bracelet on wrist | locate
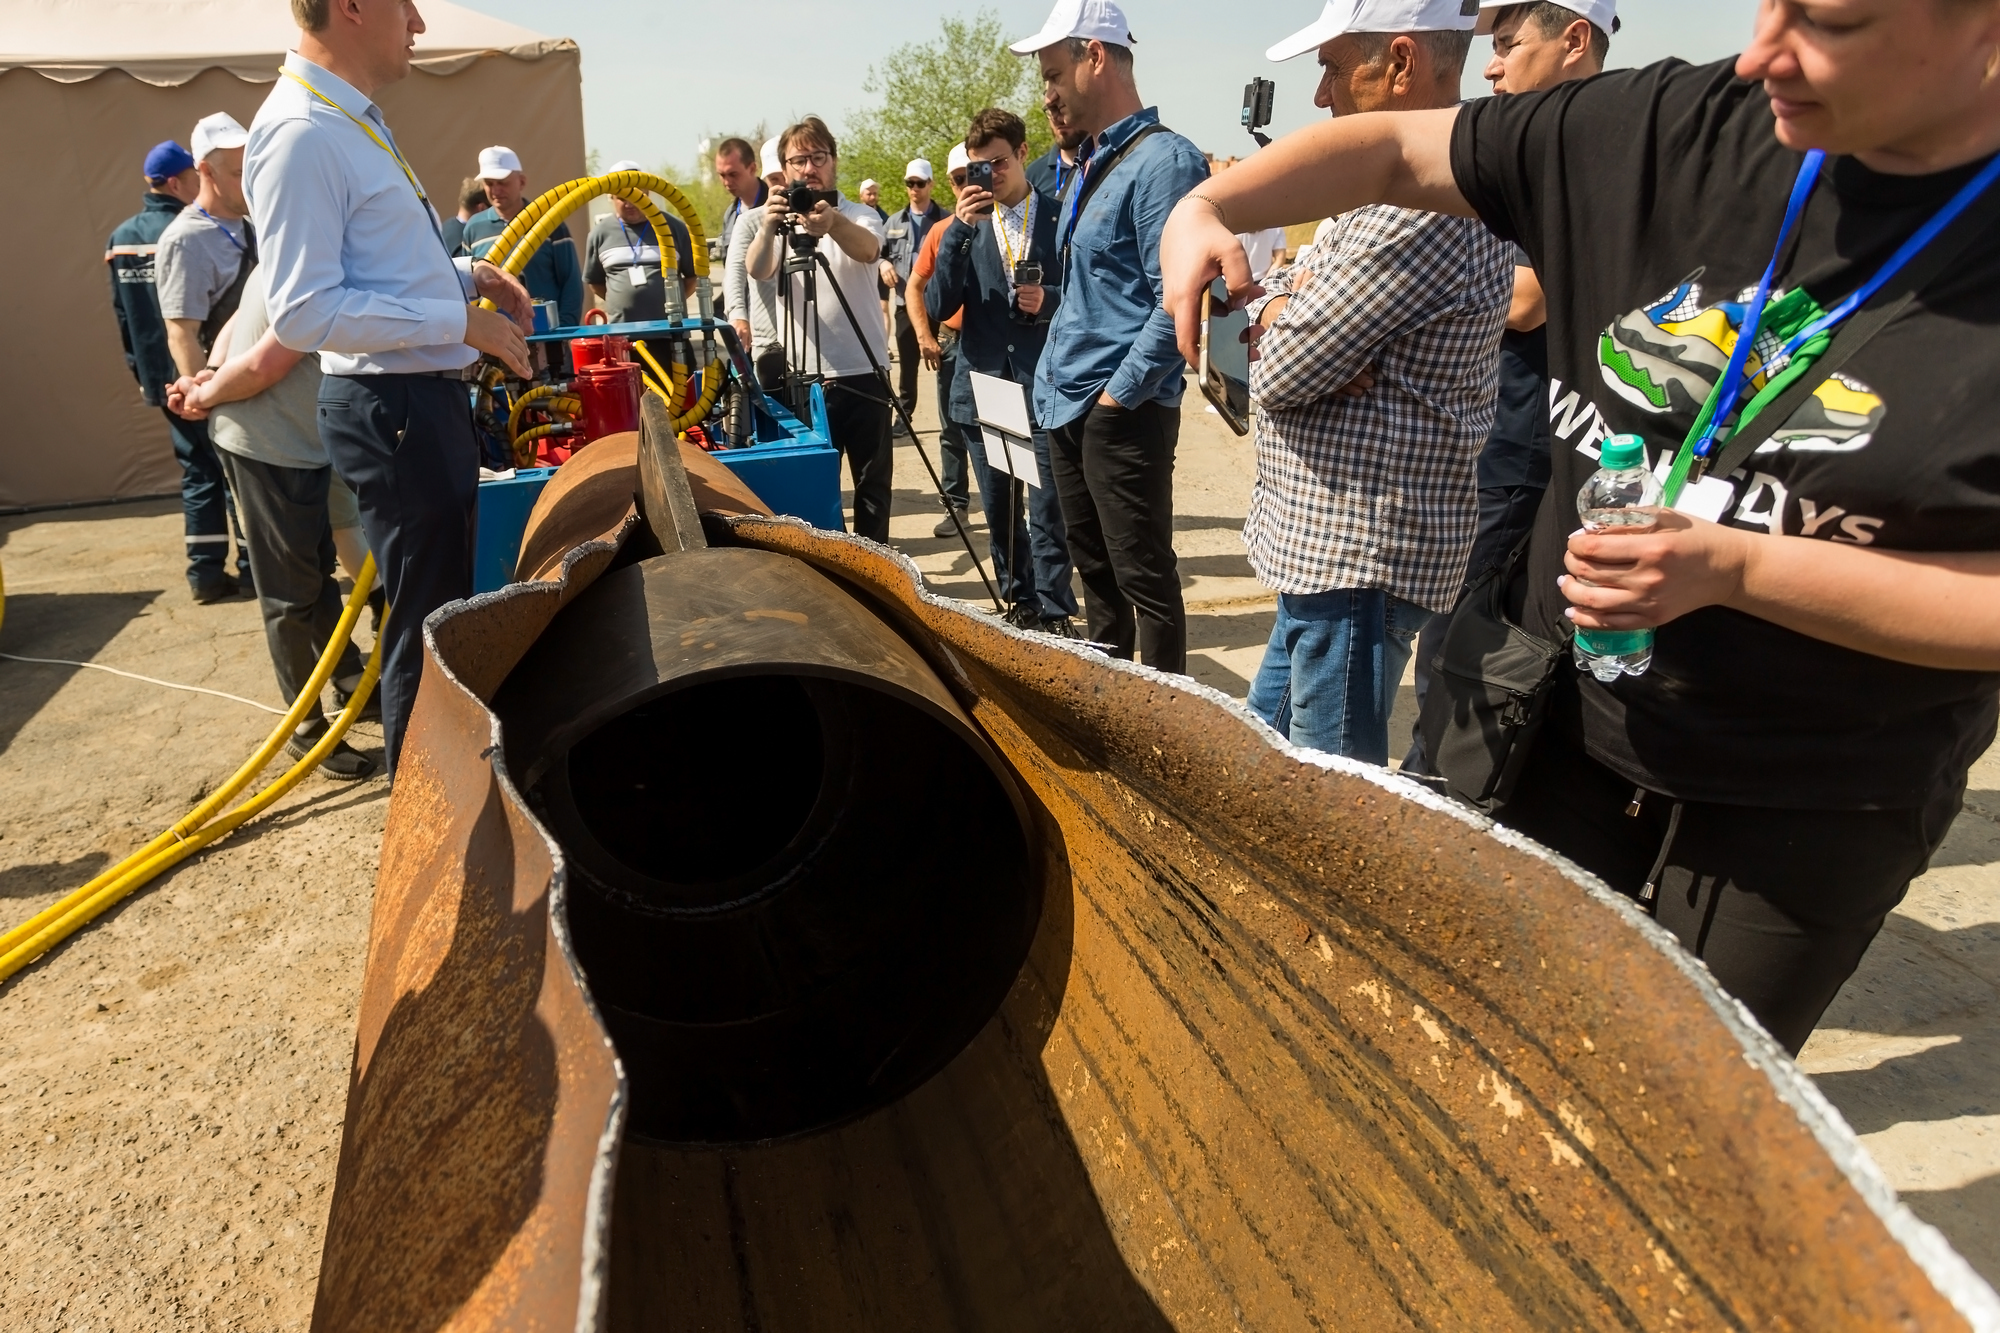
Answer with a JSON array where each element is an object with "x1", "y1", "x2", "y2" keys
[{"x1": 1188, "y1": 191, "x2": 1229, "y2": 228}]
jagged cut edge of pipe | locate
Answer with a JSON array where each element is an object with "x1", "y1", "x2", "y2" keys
[
  {"x1": 726, "y1": 513, "x2": 2000, "y2": 1333},
  {"x1": 421, "y1": 520, "x2": 638, "y2": 1333}
]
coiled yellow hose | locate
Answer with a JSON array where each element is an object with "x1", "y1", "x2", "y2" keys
[{"x1": 0, "y1": 559, "x2": 384, "y2": 985}]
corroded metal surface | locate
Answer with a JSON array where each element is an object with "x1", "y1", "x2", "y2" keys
[{"x1": 313, "y1": 443, "x2": 1999, "y2": 1332}]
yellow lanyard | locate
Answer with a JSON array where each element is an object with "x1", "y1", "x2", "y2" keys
[
  {"x1": 995, "y1": 193, "x2": 1032, "y2": 271},
  {"x1": 281, "y1": 69, "x2": 432, "y2": 210}
]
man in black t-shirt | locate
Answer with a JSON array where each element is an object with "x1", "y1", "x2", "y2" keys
[
  {"x1": 1163, "y1": 0, "x2": 2000, "y2": 1055},
  {"x1": 1405, "y1": 0, "x2": 1613, "y2": 771}
]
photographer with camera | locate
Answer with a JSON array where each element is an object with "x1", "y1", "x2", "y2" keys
[
  {"x1": 927, "y1": 109, "x2": 1078, "y2": 636},
  {"x1": 745, "y1": 117, "x2": 895, "y2": 542}
]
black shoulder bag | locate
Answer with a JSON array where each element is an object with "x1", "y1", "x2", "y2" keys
[{"x1": 1419, "y1": 154, "x2": 2000, "y2": 811}]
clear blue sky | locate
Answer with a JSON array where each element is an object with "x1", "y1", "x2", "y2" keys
[{"x1": 452, "y1": 0, "x2": 1762, "y2": 172}]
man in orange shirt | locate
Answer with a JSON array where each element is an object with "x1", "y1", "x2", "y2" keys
[{"x1": 904, "y1": 148, "x2": 971, "y2": 538}]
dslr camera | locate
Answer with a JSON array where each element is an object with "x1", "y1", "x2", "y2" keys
[{"x1": 784, "y1": 184, "x2": 839, "y2": 217}]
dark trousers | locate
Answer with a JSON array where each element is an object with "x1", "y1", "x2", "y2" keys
[
  {"x1": 1404, "y1": 482, "x2": 1546, "y2": 773},
  {"x1": 1495, "y1": 720, "x2": 1962, "y2": 1055},
  {"x1": 317, "y1": 373, "x2": 479, "y2": 774},
  {"x1": 893, "y1": 305, "x2": 921, "y2": 417},
  {"x1": 936, "y1": 332, "x2": 968, "y2": 509},
  {"x1": 1048, "y1": 399, "x2": 1185, "y2": 673},
  {"x1": 823, "y1": 374, "x2": 894, "y2": 543},
  {"x1": 164, "y1": 409, "x2": 248, "y2": 591},
  {"x1": 963, "y1": 422, "x2": 1077, "y2": 620},
  {"x1": 215, "y1": 450, "x2": 364, "y2": 734}
]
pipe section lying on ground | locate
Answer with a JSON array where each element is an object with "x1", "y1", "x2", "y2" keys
[{"x1": 304, "y1": 419, "x2": 2000, "y2": 1332}]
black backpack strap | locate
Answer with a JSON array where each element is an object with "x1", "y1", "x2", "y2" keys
[
  {"x1": 1702, "y1": 175, "x2": 2000, "y2": 482},
  {"x1": 1062, "y1": 123, "x2": 1170, "y2": 244}
]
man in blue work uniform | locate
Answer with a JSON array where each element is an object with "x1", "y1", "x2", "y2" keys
[
  {"x1": 457, "y1": 145, "x2": 584, "y2": 327},
  {"x1": 108, "y1": 140, "x2": 245, "y2": 603},
  {"x1": 1012, "y1": 0, "x2": 1211, "y2": 674}
]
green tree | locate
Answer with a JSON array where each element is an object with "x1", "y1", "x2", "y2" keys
[{"x1": 840, "y1": 10, "x2": 1051, "y2": 217}]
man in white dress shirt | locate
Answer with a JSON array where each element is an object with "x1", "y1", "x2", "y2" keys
[{"x1": 246, "y1": 0, "x2": 532, "y2": 775}]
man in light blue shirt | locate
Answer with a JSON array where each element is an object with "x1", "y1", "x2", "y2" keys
[
  {"x1": 1013, "y1": 0, "x2": 1209, "y2": 675},
  {"x1": 245, "y1": 0, "x2": 531, "y2": 775}
]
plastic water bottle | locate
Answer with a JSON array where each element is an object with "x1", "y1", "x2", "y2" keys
[{"x1": 1573, "y1": 433, "x2": 1663, "y2": 683}]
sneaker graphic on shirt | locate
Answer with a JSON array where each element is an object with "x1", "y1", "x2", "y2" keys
[{"x1": 1595, "y1": 270, "x2": 1884, "y2": 456}]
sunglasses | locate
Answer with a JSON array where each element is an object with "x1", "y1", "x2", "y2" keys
[{"x1": 904, "y1": 179, "x2": 929, "y2": 188}]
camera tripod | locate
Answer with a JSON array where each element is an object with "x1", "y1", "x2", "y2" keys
[{"x1": 777, "y1": 235, "x2": 1003, "y2": 612}]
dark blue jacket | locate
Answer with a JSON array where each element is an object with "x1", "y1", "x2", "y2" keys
[
  {"x1": 926, "y1": 189, "x2": 1063, "y2": 428},
  {"x1": 107, "y1": 193, "x2": 185, "y2": 407}
]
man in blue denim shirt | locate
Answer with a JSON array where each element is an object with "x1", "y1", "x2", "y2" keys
[{"x1": 1012, "y1": 0, "x2": 1209, "y2": 673}]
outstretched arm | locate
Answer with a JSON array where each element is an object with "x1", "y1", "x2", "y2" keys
[{"x1": 1160, "y1": 107, "x2": 1469, "y2": 364}]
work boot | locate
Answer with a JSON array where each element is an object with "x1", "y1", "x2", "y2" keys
[
  {"x1": 1003, "y1": 602, "x2": 1041, "y2": 630},
  {"x1": 932, "y1": 505, "x2": 970, "y2": 538},
  {"x1": 190, "y1": 574, "x2": 239, "y2": 605}
]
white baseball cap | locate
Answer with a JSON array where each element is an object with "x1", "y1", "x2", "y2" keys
[
  {"x1": 476, "y1": 145, "x2": 524, "y2": 180},
  {"x1": 859, "y1": 178, "x2": 880, "y2": 192},
  {"x1": 607, "y1": 159, "x2": 643, "y2": 173},
  {"x1": 904, "y1": 158, "x2": 934, "y2": 183},
  {"x1": 1475, "y1": 0, "x2": 1618, "y2": 35},
  {"x1": 190, "y1": 112, "x2": 248, "y2": 162},
  {"x1": 1268, "y1": 0, "x2": 1479, "y2": 62},
  {"x1": 1009, "y1": 0, "x2": 1137, "y2": 55},
  {"x1": 759, "y1": 137, "x2": 782, "y2": 177},
  {"x1": 947, "y1": 142, "x2": 970, "y2": 174}
]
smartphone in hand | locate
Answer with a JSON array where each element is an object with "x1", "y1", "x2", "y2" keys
[
  {"x1": 1199, "y1": 278, "x2": 1251, "y2": 436},
  {"x1": 964, "y1": 159, "x2": 995, "y2": 213}
]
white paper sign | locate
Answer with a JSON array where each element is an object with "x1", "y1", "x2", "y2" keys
[{"x1": 969, "y1": 371, "x2": 1041, "y2": 488}]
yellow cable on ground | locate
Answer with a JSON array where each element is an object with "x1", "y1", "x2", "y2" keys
[
  {"x1": 0, "y1": 559, "x2": 378, "y2": 966},
  {"x1": 0, "y1": 625, "x2": 384, "y2": 985}
]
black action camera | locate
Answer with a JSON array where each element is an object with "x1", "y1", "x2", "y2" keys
[{"x1": 1242, "y1": 78, "x2": 1275, "y2": 148}]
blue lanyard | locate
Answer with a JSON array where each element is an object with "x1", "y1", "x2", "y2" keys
[
  {"x1": 618, "y1": 220, "x2": 654, "y2": 269},
  {"x1": 1689, "y1": 150, "x2": 1822, "y2": 463},
  {"x1": 1060, "y1": 139, "x2": 1099, "y2": 249},
  {"x1": 1697, "y1": 147, "x2": 2000, "y2": 462},
  {"x1": 197, "y1": 207, "x2": 246, "y2": 255}
]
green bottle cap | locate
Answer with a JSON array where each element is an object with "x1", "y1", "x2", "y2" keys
[{"x1": 1600, "y1": 434, "x2": 1646, "y2": 470}]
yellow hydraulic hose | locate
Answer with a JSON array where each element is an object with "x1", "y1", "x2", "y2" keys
[
  {"x1": 0, "y1": 560, "x2": 380, "y2": 980},
  {"x1": 0, "y1": 632, "x2": 383, "y2": 985},
  {"x1": 506, "y1": 385, "x2": 580, "y2": 445}
]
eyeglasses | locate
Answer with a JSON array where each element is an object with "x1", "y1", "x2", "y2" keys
[
  {"x1": 904, "y1": 179, "x2": 928, "y2": 188},
  {"x1": 784, "y1": 150, "x2": 832, "y2": 169}
]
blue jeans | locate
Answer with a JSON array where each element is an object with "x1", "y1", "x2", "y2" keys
[
  {"x1": 1249, "y1": 589, "x2": 1434, "y2": 765},
  {"x1": 963, "y1": 422, "x2": 1078, "y2": 620}
]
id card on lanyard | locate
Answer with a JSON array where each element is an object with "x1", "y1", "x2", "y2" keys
[{"x1": 1662, "y1": 146, "x2": 2000, "y2": 516}]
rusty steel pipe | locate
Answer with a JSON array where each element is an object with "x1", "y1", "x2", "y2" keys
[{"x1": 308, "y1": 436, "x2": 2000, "y2": 1333}]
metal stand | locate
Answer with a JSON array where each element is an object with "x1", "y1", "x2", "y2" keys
[{"x1": 780, "y1": 240, "x2": 1002, "y2": 612}]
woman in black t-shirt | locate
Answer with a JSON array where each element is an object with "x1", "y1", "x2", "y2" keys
[{"x1": 1158, "y1": 1, "x2": 2000, "y2": 1055}]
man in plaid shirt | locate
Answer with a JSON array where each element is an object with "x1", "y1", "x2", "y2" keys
[{"x1": 1240, "y1": 0, "x2": 1513, "y2": 764}]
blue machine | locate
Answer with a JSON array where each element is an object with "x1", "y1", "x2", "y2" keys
[
  {"x1": 470, "y1": 319, "x2": 842, "y2": 591},
  {"x1": 474, "y1": 467, "x2": 558, "y2": 593}
]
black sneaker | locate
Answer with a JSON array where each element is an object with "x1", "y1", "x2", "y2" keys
[
  {"x1": 334, "y1": 682, "x2": 383, "y2": 724},
  {"x1": 892, "y1": 419, "x2": 912, "y2": 438},
  {"x1": 286, "y1": 733, "x2": 377, "y2": 781},
  {"x1": 190, "y1": 575, "x2": 239, "y2": 605},
  {"x1": 1003, "y1": 602, "x2": 1041, "y2": 630},
  {"x1": 932, "y1": 507, "x2": 970, "y2": 538},
  {"x1": 1038, "y1": 616, "x2": 1082, "y2": 639}
]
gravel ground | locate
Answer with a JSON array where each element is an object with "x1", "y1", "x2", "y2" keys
[{"x1": 1, "y1": 388, "x2": 1995, "y2": 1329}]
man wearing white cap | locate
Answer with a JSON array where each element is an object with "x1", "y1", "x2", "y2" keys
[
  {"x1": 1011, "y1": 0, "x2": 1210, "y2": 674},
  {"x1": 584, "y1": 159, "x2": 696, "y2": 324},
  {"x1": 882, "y1": 157, "x2": 947, "y2": 445},
  {"x1": 1402, "y1": 0, "x2": 1615, "y2": 772},
  {"x1": 726, "y1": 139, "x2": 789, "y2": 389},
  {"x1": 1236, "y1": 0, "x2": 1512, "y2": 765},
  {"x1": 458, "y1": 144, "x2": 584, "y2": 327},
  {"x1": 157, "y1": 110, "x2": 258, "y2": 601}
]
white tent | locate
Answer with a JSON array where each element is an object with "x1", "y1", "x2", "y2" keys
[{"x1": 0, "y1": 0, "x2": 585, "y2": 509}]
